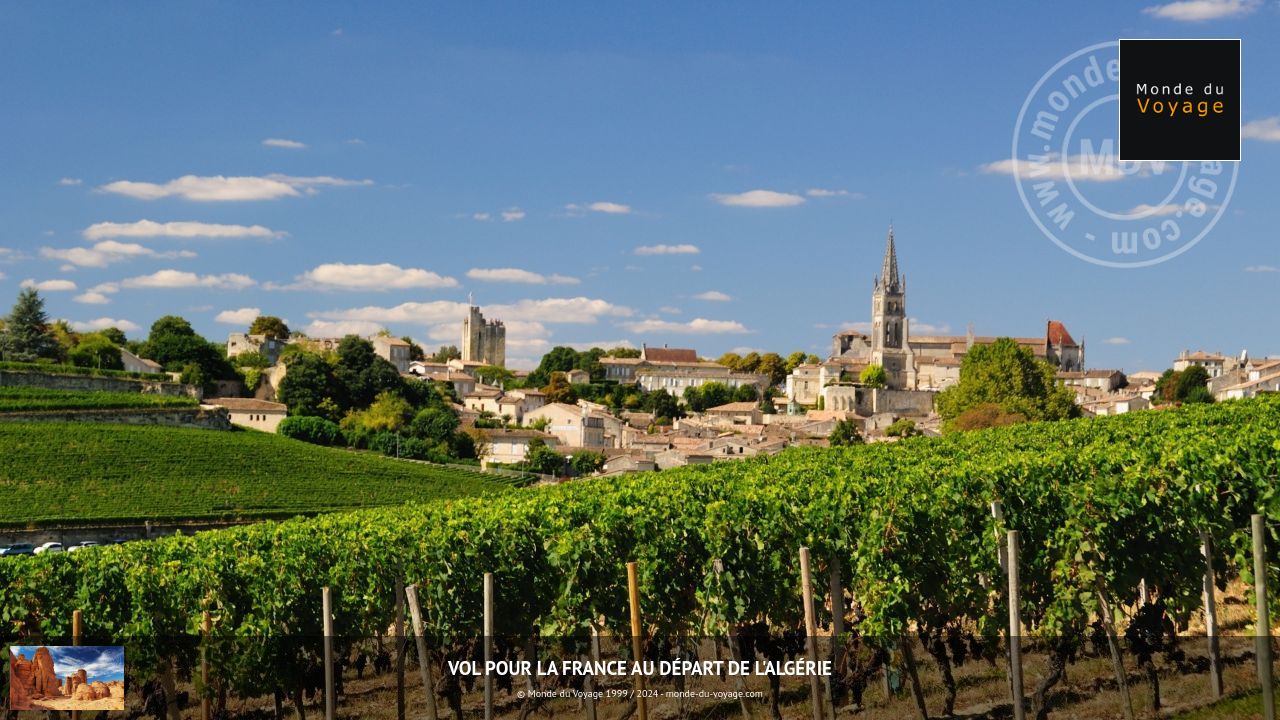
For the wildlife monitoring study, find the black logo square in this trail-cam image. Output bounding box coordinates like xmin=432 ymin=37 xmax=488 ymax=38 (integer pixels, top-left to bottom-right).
xmin=1119 ymin=39 xmax=1240 ymax=161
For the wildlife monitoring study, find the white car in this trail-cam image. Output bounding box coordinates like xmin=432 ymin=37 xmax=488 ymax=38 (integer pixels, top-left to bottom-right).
xmin=33 ymin=542 xmax=64 ymax=555
xmin=68 ymin=541 xmax=99 ymax=553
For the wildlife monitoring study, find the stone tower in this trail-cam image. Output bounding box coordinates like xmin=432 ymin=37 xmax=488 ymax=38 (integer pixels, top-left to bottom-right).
xmin=869 ymin=225 xmax=914 ymax=390
xmin=461 ymin=304 xmax=506 ymax=367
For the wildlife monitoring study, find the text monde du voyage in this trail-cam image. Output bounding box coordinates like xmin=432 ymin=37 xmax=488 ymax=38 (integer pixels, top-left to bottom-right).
xmin=1134 ymin=83 xmax=1228 ymax=118
xmin=447 ymin=659 xmax=833 ymax=678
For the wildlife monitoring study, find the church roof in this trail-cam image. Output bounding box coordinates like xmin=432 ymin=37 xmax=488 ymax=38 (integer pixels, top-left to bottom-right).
xmin=641 ymin=345 xmax=699 ymax=363
xmin=1047 ymin=320 xmax=1077 ymax=347
xmin=876 ymin=225 xmax=902 ymax=293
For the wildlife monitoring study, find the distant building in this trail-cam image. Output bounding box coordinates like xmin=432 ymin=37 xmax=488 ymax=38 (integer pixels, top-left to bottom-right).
xmin=208 ymin=397 xmax=288 ymax=433
xmin=523 ymin=402 xmax=609 ymax=449
xmin=119 ymin=348 xmax=163 ymax=374
xmin=1173 ymin=350 xmax=1234 ymax=378
xmin=227 ymin=333 xmax=288 ymax=365
xmin=461 ymin=304 xmax=506 ymax=367
xmin=601 ymin=345 xmax=768 ymax=395
xmin=371 ymin=335 xmax=412 ymax=373
xmin=478 ymin=428 xmax=558 ymax=466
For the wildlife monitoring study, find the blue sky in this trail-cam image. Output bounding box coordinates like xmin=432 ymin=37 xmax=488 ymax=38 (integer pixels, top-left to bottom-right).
xmin=0 ymin=2 xmax=1276 ymax=371
xmin=10 ymin=646 xmax=125 ymax=684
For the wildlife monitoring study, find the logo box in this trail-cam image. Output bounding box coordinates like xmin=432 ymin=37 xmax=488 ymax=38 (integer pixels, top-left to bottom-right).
xmin=1119 ymin=39 xmax=1241 ymax=162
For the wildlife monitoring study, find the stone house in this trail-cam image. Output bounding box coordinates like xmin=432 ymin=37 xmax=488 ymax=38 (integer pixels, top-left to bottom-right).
xmin=372 ymin=336 xmax=412 ymax=373
xmin=478 ymin=428 xmax=558 ymax=466
xmin=119 ymin=348 xmax=163 ymax=375
xmin=208 ymin=397 xmax=288 ymax=432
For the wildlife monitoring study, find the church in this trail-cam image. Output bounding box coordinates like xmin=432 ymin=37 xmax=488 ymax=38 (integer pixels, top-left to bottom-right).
xmin=787 ymin=226 xmax=1084 ymax=406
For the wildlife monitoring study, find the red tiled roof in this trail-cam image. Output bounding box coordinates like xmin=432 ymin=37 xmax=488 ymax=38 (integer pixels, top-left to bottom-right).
xmin=208 ymin=397 xmax=287 ymax=412
xmin=641 ymin=346 xmax=699 ymax=363
xmin=1047 ymin=320 xmax=1076 ymax=347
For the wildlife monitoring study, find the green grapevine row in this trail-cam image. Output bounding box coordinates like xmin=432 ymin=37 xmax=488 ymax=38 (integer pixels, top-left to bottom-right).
xmin=2 ymin=397 xmax=1279 ymax=714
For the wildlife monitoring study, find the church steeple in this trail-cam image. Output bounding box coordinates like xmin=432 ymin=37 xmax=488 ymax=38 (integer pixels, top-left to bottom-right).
xmin=877 ymin=224 xmax=901 ymax=293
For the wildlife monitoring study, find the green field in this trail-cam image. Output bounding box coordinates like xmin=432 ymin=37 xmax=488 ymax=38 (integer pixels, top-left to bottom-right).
xmin=0 ymin=386 xmax=198 ymax=412
xmin=0 ymin=422 xmax=512 ymax=527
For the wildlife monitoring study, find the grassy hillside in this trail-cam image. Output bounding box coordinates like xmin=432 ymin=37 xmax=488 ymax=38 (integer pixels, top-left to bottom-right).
xmin=0 ymin=386 xmax=197 ymax=412
xmin=0 ymin=422 xmax=512 ymax=527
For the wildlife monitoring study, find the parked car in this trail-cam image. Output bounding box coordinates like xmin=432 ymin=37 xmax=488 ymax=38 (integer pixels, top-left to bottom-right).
xmin=33 ymin=542 xmax=64 ymax=555
xmin=68 ymin=541 xmax=100 ymax=553
xmin=0 ymin=542 xmax=35 ymax=556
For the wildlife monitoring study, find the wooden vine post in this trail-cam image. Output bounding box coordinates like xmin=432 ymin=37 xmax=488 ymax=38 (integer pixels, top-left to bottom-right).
xmin=626 ymin=561 xmax=649 ymax=720
xmin=72 ymin=609 xmax=82 ymax=720
xmin=484 ymin=572 xmax=495 ymax=720
xmin=1201 ymin=531 xmax=1222 ymax=699
xmin=404 ymin=584 xmax=439 ymax=720
xmin=1254 ymin=514 xmax=1275 ymax=720
xmin=1006 ymin=530 xmax=1025 ymax=720
xmin=827 ymin=557 xmax=842 ymax=718
xmin=798 ymin=547 xmax=825 ymax=720
xmin=323 ymin=586 xmax=335 ymax=720
xmin=1094 ymin=582 xmax=1135 ymax=720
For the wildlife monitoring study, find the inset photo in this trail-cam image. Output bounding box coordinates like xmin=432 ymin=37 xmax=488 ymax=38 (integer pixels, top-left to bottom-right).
xmin=8 ymin=645 xmax=125 ymax=712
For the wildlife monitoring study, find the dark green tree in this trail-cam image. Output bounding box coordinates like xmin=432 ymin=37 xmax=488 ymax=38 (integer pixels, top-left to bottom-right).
xmin=0 ymin=288 xmax=60 ymax=361
xmin=935 ymin=338 xmax=1079 ymax=431
xmin=248 ymin=315 xmax=290 ymax=339
xmin=278 ymin=352 xmax=344 ymax=420
xmin=335 ymin=335 xmax=404 ymax=408
xmin=828 ymin=418 xmax=864 ymax=446
xmin=68 ymin=332 xmax=124 ymax=370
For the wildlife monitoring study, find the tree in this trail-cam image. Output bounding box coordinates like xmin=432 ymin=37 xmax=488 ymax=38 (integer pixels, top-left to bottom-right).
xmin=278 ymin=352 xmax=344 ymax=420
xmin=0 ymin=288 xmax=60 ymax=362
xmin=949 ymin=403 xmax=1027 ymax=432
xmin=935 ymin=338 xmax=1079 ymax=431
xmin=732 ymin=384 xmax=758 ymax=402
xmin=528 ymin=346 xmax=579 ymax=387
xmin=785 ymin=351 xmax=808 ymax=374
xmin=230 ymin=350 xmax=270 ymax=369
xmin=570 ymin=450 xmax=606 ymax=476
xmin=335 ymin=335 xmax=404 ymax=408
xmin=646 ymin=389 xmax=685 ymax=422
xmin=99 ymin=327 xmax=128 ymax=346
xmin=141 ymin=315 xmax=236 ymax=388
xmin=278 ymin=416 xmax=345 ymax=446
xmin=1175 ymin=365 xmax=1213 ymax=403
xmin=684 ymin=382 xmax=733 ymax=412
xmin=68 ymin=332 xmax=124 ymax=370
xmin=475 ymin=365 xmax=515 ymax=387
xmin=354 ymin=392 xmax=415 ymax=432
xmin=248 ymin=315 xmax=290 ymax=339
xmin=543 ymin=372 xmax=578 ymax=404
xmin=759 ymin=387 xmax=777 ymax=415
xmin=428 ymin=345 xmax=461 ymax=363
xmin=401 ymin=336 xmax=425 ymax=362
xmin=49 ymin=320 xmax=78 ymax=361
xmin=523 ymin=438 xmax=565 ymax=476
xmin=410 ymin=406 xmax=460 ymax=443
xmin=757 ymin=352 xmax=787 ymax=386
xmin=860 ymin=364 xmax=887 ymax=389
xmin=885 ymin=418 xmax=920 ymax=438
xmin=828 ymin=418 xmax=864 ymax=446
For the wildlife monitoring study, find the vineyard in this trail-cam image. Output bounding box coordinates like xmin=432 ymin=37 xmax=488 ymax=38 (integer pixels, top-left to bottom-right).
xmin=0 ymin=423 xmax=512 ymax=527
xmin=0 ymin=386 xmax=198 ymax=412
xmin=0 ymin=359 xmax=168 ymax=380
xmin=2 ymin=397 xmax=1280 ymax=719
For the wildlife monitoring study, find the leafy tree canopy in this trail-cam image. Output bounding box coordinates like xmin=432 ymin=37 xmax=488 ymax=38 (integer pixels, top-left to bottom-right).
xmin=248 ymin=315 xmax=290 ymax=339
xmin=935 ymin=338 xmax=1079 ymax=431
xmin=0 ymin=288 xmax=60 ymax=362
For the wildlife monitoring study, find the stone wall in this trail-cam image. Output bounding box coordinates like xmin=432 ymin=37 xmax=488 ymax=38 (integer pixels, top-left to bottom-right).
xmin=0 ymin=405 xmax=231 ymax=430
xmin=0 ymin=517 xmax=264 ymax=548
xmin=869 ymin=388 xmax=936 ymax=416
xmin=0 ymin=369 xmax=200 ymax=398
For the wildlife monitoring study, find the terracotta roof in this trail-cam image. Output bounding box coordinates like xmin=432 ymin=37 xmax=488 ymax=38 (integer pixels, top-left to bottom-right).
xmin=479 ymin=428 xmax=557 ymax=440
xmin=706 ymin=402 xmax=760 ymax=413
xmin=1044 ymin=319 xmax=1075 ymax=345
xmin=208 ymin=397 xmax=287 ymax=412
xmin=641 ymin=346 xmax=699 ymax=363
xmin=1180 ymin=351 xmax=1226 ymax=361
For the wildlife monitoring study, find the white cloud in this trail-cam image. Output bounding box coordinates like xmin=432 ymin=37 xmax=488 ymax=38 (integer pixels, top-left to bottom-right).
xmin=215 ymin=307 xmax=263 ymax=325
xmin=694 ymin=290 xmax=732 ymax=302
xmin=1143 ymin=0 xmax=1259 ymax=21
xmin=0 ymin=271 xmax=5 ymax=280
xmin=98 ymin=174 xmax=372 ymax=201
xmin=589 ymin=201 xmax=632 ymax=215
xmin=658 ymin=306 xmax=681 ymax=315
xmin=345 ymin=138 xmax=366 ymax=145
xmin=980 ymin=154 xmax=1171 ymax=183
xmin=566 ymin=339 xmax=635 ymax=351
xmin=73 ymin=291 xmax=111 ymax=305
xmin=805 ymin=188 xmax=864 ymax=199
xmin=303 ymin=319 xmax=385 ymax=337
xmin=20 ymin=278 xmax=76 ymax=292
xmin=635 ymin=244 xmax=700 ymax=256
xmin=83 ymin=220 xmax=282 ymax=241
xmin=501 ymin=207 xmax=526 ymax=222
xmin=122 ymin=270 xmax=255 ymax=290
xmin=711 ymin=189 xmax=806 ymax=208
xmin=466 ymin=268 xmax=579 ymax=285
xmin=472 ymin=212 xmax=492 ymax=221
xmin=1245 ymin=265 xmax=1279 ymax=273
xmin=1103 ymin=337 xmax=1132 ymax=345
xmin=41 ymin=241 xmax=197 ymax=268
xmin=59 ymin=177 xmax=82 ymax=186
xmin=262 ymin=138 xmax=307 ymax=149
xmin=310 ymin=297 xmax=632 ymax=327
xmin=620 ymin=318 xmax=749 ymax=334
xmin=279 ymin=263 xmax=459 ymax=291
xmin=0 ymin=247 xmax=24 ymax=263
xmin=69 ymin=317 xmax=140 ymax=332
xmin=1242 ymin=117 xmax=1280 ymax=142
